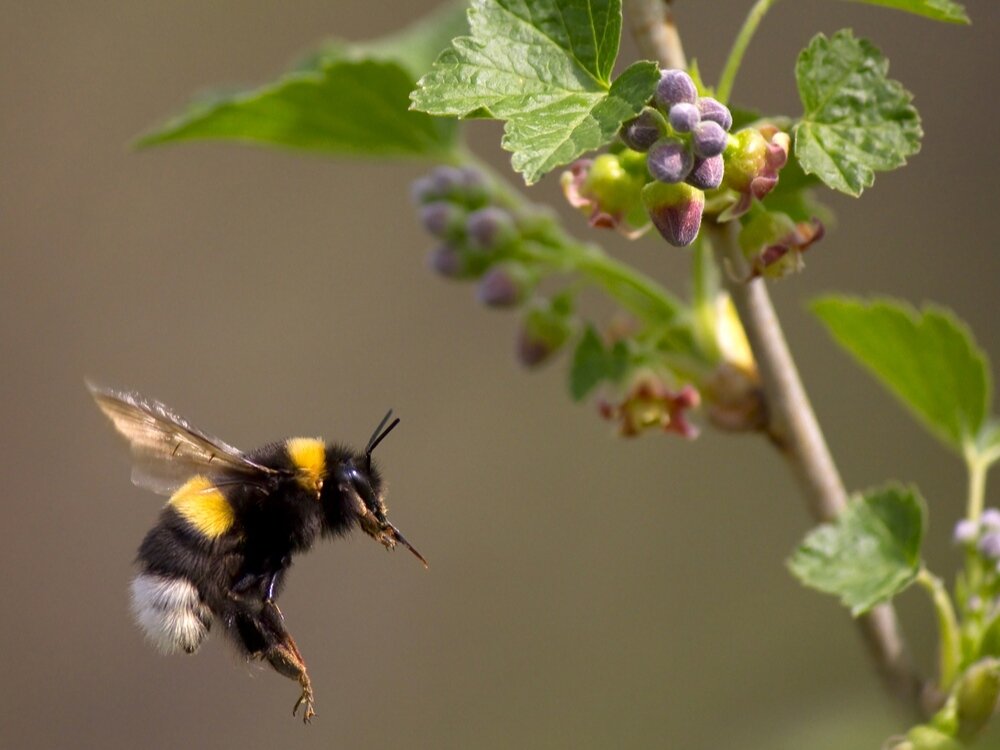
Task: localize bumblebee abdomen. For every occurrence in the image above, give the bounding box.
[131,573,212,654]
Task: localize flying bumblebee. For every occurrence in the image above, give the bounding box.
[89,383,426,723]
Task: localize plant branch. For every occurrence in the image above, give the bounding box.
[706,222,928,714]
[624,3,928,715]
[916,568,962,691]
[966,453,988,522]
[624,0,686,70]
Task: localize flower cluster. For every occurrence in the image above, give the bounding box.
[619,70,734,247]
[955,509,1000,568]
[412,166,574,366]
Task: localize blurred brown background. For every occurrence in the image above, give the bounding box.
[2,1,998,748]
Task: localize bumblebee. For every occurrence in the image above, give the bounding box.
[89,383,426,722]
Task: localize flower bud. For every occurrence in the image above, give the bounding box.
[718,126,791,220]
[476,264,531,308]
[982,508,1000,530]
[953,518,979,545]
[620,110,662,152]
[426,244,465,278]
[647,137,694,184]
[903,726,963,750]
[955,658,1000,743]
[517,299,573,367]
[654,69,697,111]
[739,211,824,279]
[686,155,724,190]
[697,97,733,131]
[692,120,728,158]
[561,154,648,237]
[419,201,465,238]
[978,531,1000,560]
[456,165,491,207]
[641,180,705,247]
[668,102,700,133]
[466,206,517,251]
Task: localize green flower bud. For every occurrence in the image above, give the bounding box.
[738,210,824,279]
[904,725,964,750]
[517,298,573,367]
[955,658,1000,743]
[561,153,649,237]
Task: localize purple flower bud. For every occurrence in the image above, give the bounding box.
[466,207,516,251]
[456,166,491,207]
[426,244,465,278]
[692,121,728,158]
[647,137,694,184]
[476,265,527,308]
[686,155,724,190]
[641,181,705,248]
[954,518,979,545]
[428,165,465,197]
[982,508,1000,531]
[668,102,700,133]
[419,201,465,238]
[697,97,733,131]
[517,301,573,367]
[654,69,698,111]
[410,175,437,205]
[620,110,662,152]
[979,531,1000,560]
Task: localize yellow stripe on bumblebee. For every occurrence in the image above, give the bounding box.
[286,437,326,497]
[168,475,235,538]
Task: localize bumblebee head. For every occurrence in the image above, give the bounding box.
[325,411,427,568]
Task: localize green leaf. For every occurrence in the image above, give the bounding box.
[138,58,456,158]
[793,30,922,196]
[788,484,925,615]
[842,0,969,24]
[813,297,991,454]
[569,326,628,401]
[411,0,660,183]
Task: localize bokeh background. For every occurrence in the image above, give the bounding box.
[2,1,999,748]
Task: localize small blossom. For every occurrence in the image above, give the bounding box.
[954,518,979,545]
[598,376,700,439]
[560,154,649,237]
[654,69,698,110]
[978,531,1000,560]
[648,137,694,184]
[517,299,573,367]
[686,156,724,190]
[641,180,704,247]
[981,508,1000,531]
[691,121,727,159]
[620,110,662,152]
[466,207,517,251]
[739,212,825,280]
[419,201,465,238]
[476,264,530,308]
[426,245,465,278]
[697,97,733,131]
[718,125,790,221]
[668,102,700,133]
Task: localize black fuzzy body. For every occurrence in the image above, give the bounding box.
[134,440,372,656]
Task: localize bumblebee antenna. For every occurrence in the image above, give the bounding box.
[365,410,399,472]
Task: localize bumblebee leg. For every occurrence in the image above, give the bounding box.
[257,601,316,723]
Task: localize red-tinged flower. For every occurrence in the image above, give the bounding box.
[717,126,790,221]
[641,180,704,247]
[598,375,700,439]
[560,153,649,238]
[739,211,824,280]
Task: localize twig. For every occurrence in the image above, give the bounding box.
[709,223,928,715]
[624,0,686,70]
[621,4,929,716]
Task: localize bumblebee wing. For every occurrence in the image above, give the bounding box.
[88,382,278,496]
